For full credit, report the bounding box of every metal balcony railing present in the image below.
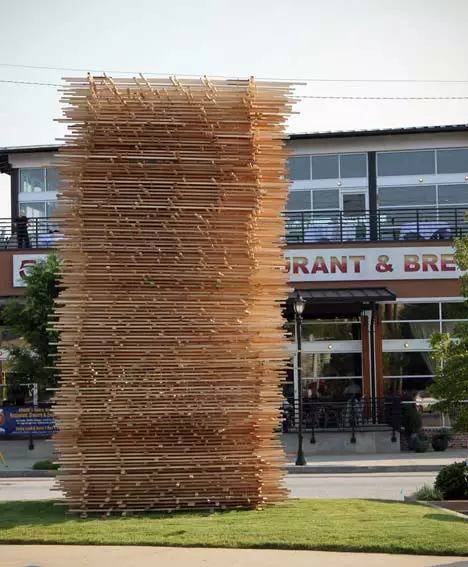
[284,207,468,244]
[0,217,62,250]
[283,396,402,444]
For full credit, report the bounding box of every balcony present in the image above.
[0,218,61,250]
[285,207,468,244]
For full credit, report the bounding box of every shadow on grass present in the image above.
[424,513,468,524]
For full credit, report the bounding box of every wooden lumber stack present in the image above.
[53,75,294,514]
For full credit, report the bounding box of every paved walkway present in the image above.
[287,450,468,473]
[3,546,468,567]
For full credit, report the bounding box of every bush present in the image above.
[434,461,468,500]
[412,484,443,501]
[401,404,422,437]
[431,430,452,452]
[409,432,429,452]
[32,460,59,471]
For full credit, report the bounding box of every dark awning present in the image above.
[288,287,396,304]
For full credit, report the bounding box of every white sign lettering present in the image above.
[285,247,461,282]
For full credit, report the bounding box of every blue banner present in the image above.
[0,406,56,437]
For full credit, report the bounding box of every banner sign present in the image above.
[12,254,49,287]
[285,246,461,282]
[0,406,56,437]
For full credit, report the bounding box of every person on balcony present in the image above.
[344,379,363,427]
[14,211,30,249]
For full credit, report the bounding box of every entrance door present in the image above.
[340,190,368,240]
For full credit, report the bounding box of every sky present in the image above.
[1,0,468,216]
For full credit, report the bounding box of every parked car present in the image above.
[415,391,439,413]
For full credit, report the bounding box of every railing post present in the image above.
[416,209,420,239]
[301,211,305,243]
[339,210,343,242]
[35,219,39,248]
[391,397,398,443]
[455,208,459,237]
[310,403,316,444]
[350,399,356,444]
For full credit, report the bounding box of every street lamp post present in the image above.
[294,294,306,466]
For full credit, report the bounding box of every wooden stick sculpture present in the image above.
[53,75,294,514]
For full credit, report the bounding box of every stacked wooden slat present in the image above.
[53,75,294,514]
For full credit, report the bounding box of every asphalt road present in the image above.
[0,473,437,502]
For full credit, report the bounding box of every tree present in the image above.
[2,254,61,402]
[429,239,468,431]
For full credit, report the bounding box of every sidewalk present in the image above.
[3,546,468,567]
[286,450,468,474]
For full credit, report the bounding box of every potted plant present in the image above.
[410,431,430,453]
[431,430,452,452]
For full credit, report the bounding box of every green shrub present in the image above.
[412,484,443,501]
[401,404,422,437]
[32,460,59,471]
[435,461,468,500]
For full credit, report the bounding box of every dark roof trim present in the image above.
[289,287,396,304]
[0,144,60,154]
[289,124,468,141]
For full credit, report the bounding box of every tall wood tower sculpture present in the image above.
[54,76,294,513]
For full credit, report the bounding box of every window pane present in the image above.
[286,190,311,211]
[20,169,45,193]
[377,151,435,176]
[303,353,362,379]
[20,202,47,218]
[288,156,310,180]
[302,321,361,341]
[384,377,433,399]
[340,154,367,178]
[381,303,439,321]
[379,185,436,207]
[382,321,440,339]
[343,193,366,215]
[313,189,339,209]
[441,302,468,319]
[438,184,468,205]
[45,168,59,192]
[383,352,435,377]
[312,155,339,179]
[437,148,468,174]
[46,201,58,218]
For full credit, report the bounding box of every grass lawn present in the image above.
[0,499,467,556]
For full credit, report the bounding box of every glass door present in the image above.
[340,190,368,241]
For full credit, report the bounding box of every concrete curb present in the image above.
[286,464,446,474]
[0,466,446,478]
[0,470,56,478]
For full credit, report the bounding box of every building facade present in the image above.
[1,125,468,442]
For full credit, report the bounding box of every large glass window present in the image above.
[288,156,310,180]
[437,149,468,174]
[438,184,468,206]
[19,201,57,218]
[20,169,46,193]
[379,185,437,207]
[301,320,361,341]
[303,353,362,380]
[286,190,311,211]
[312,155,339,179]
[377,150,436,176]
[383,352,434,378]
[312,189,339,210]
[340,154,367,178]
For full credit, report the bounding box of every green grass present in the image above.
[0,499,467,555]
